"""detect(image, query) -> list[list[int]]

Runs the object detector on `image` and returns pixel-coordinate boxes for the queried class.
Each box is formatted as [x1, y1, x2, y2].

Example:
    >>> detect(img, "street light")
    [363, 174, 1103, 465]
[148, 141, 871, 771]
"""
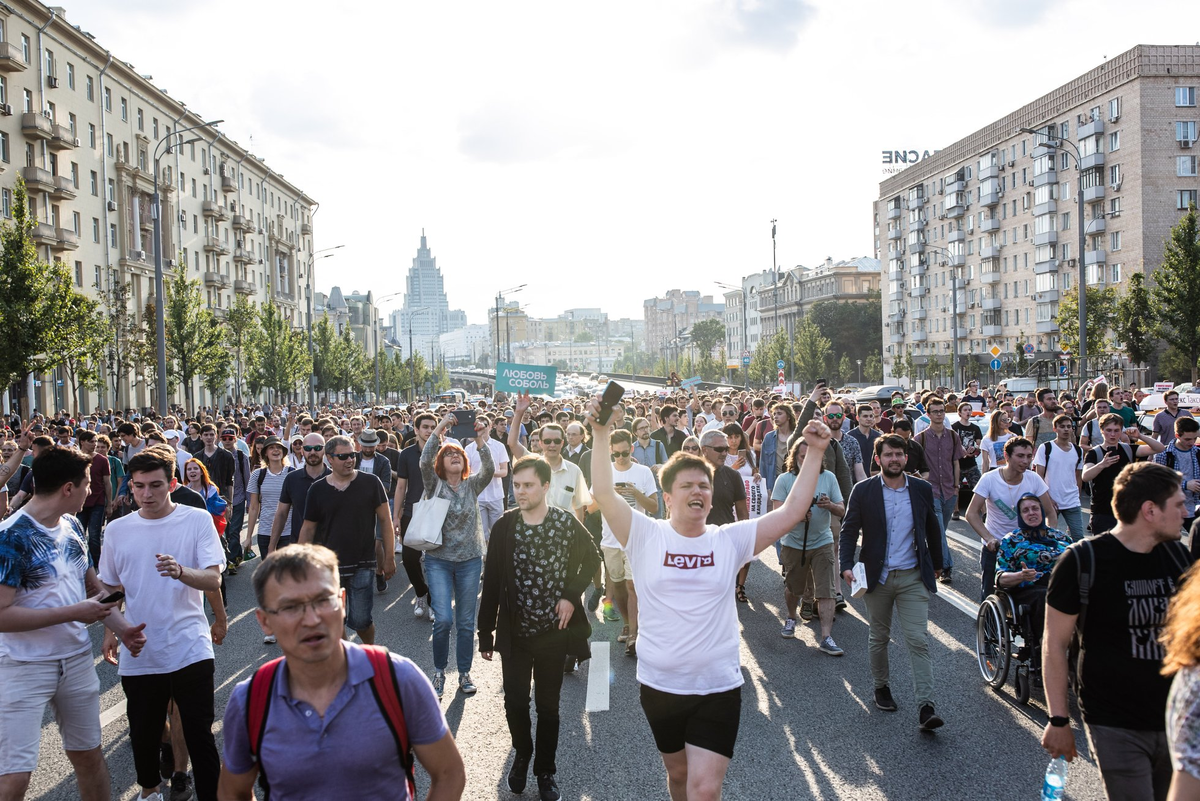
[305, 246, 344, 408]
[373, 290, 406, 403]
[856, 359, 862, 384]
[716, 281, 750, 389]
[408, 307, 430, 401]
[152, 118, 223, 414]
[494, 285, 526, 366]
[924, 244, 962, 390]
[1020, 126, 1087, 378]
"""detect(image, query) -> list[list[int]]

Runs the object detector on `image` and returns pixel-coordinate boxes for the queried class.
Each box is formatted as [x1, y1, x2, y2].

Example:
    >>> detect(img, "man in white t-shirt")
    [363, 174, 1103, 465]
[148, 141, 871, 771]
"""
[585, 396, 831, 799]
[965, 436, 1057, 601]
[466, 413, 510, 541]
[1033, 414, 1085, 541]
[0, 447, 146, 801]
[99, 447, 227, 801]
[600, 429, 658, 656]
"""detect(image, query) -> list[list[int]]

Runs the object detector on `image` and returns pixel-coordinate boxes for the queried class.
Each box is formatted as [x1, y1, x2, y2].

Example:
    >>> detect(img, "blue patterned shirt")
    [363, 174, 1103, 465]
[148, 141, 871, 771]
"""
[995, 527, 1072, 588]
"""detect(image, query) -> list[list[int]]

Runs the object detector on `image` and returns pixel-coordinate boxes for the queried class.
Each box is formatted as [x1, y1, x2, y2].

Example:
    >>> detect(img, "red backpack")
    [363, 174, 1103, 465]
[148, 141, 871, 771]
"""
[245, 644, 416, 799]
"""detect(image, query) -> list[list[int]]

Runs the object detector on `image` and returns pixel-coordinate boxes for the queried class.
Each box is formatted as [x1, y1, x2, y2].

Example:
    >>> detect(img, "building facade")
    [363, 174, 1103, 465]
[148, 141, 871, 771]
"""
[439, 323, 489, 366]
[396, 231, 466, 365]
[757, 257, 881, 343]
[642, 289, 725, 354]
[0, 0, 317, 414]
[874, 44, 1200, 383]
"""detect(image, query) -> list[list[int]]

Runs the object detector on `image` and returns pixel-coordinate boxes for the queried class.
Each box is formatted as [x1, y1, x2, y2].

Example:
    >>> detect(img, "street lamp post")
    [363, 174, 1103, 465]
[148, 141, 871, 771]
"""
[151, 119, 222, 415]
[493, 284, 526, 366]
[770, 219, 779, 343]
[857, 359, 863, 384]
[408, 307, 430, 402]
[305, 246, 343, 409]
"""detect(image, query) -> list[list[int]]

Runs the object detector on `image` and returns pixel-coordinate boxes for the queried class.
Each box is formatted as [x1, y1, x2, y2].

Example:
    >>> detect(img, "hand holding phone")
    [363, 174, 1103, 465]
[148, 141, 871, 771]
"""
[99, 590, 125, 605]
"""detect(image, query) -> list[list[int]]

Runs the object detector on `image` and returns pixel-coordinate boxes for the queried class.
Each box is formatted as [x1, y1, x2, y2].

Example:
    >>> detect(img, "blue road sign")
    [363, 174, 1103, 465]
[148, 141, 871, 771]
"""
[742, 357, 751, 366]
[1023, 343, 1035, 356]
[1060, 364, 1068, 375]
[990, 358, 1003, 370]
[776, 360, 786, 370]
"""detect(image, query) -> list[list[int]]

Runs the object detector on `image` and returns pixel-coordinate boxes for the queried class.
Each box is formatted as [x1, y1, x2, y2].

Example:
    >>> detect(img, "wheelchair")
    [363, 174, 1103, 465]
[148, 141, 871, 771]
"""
[975, 587, 1043, 705]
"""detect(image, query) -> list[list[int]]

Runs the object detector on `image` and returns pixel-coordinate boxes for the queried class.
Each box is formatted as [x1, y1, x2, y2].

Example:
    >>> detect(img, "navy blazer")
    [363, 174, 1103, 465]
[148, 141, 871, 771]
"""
[839, 474, 944, 593]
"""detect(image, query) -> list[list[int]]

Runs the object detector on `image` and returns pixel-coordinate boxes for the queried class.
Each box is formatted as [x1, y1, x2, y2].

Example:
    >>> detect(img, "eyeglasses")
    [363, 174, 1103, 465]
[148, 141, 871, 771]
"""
[612, 450, 631, 458]
[825, 412, 844, 419]
[683, 446, 701, 453]
[261, 594, 342, 620]
[929, 409, 945, 414]
[329, 452, 356, 461]
[221, 435, 236, 441]
[707, 445, 729, 453]
[722, 411, 736, 416]
[541, 438, 562, 445]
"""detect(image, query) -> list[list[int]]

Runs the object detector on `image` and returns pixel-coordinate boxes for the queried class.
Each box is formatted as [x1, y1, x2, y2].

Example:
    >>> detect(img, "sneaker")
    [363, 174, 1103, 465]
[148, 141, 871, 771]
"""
[263, 634, 277, 645]
[508, 754, 531, 794]
[602, 600, 621, 622]
[625, 639, 637, 658]
[586, 587, 602, 612]
[459, 673, 477, 694]
[835, 593, 847, 611]
[617, 625, 630, 643]
[375, 574, 387, 594]
[799, 601, 814, 622]
[818, 636, 844, 656]
[170, 772, 194, 801]
[414, 596, 427, 618]
[874, 686, 898, 712]
[537, 773, 562, 801]
[433, 670, 446, 700]
[158, 742, 174, 780]
[919, 704, 944, 731]
[735, 584, 748, 603]
[564, 656, 577, 674]
[951, 511, 961, 521]
[428, 607, 436, 625]
[781, 618, 797, 638]
[225, 561, 238, 576]
[938, 570, 953, 586]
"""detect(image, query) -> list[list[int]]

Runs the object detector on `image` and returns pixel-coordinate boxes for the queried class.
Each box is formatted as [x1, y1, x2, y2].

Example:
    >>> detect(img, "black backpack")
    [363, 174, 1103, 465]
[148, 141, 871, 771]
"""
[255, 466, 293, 494]
[1041, 440, 1082, 482]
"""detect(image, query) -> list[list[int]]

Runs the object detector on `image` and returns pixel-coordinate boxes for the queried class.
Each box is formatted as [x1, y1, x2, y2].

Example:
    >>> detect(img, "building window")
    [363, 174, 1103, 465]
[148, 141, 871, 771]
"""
[1177, 121, 1198, 142]
[66, 62, 74, 90]
[85, 75, 93, 102]
[1111, 264, 1122, 283]
[105, 133, 112, 157]
[1110, 197, 1122, 217]
[0, 132, 7, 164]
[1109, 131, 1120, 152]
[1109, 164, 1122, 186]
[21, 88, 30, 113]
[74, 261, 82, 287]
[152, 118, 158, 139]
[1180, 190, 1199, 210]
[1180, 156, 1199, 177]
[103, 87, 111, 112]
[88, 123, 95, 148]
[94, 265, 101, 288]
[1109, 97, 1122, 120]
[136, 108, 143, 131]
[109, 223, 116, 247]
[120, 97, 127, 121]
[92, 218, 99, 242]
[1177, 87, 1197, 107]
[1111, 231, 1122, 251]
[20, 35, 29, 64]
[1, 189, 9, 218]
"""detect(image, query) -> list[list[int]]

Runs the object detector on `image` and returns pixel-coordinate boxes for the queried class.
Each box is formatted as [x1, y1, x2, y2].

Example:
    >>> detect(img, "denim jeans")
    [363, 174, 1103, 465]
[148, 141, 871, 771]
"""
[930, 495, 955, 570]
[425, 555, 483, 673]
[225, 502, 246, 561]
[1057, 506, 1086, 541]
[340, 567, 376, 633]
[78, 504, 106, 569]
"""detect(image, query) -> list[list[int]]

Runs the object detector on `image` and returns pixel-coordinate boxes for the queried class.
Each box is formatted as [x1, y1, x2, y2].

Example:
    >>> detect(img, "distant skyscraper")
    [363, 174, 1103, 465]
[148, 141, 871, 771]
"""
[398, 231, 467, 360]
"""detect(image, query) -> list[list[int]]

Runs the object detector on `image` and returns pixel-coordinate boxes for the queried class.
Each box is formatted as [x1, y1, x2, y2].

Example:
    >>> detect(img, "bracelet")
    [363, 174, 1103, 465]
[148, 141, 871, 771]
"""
[174, 565, 184, 581]
[1049, 715, 1070, 728]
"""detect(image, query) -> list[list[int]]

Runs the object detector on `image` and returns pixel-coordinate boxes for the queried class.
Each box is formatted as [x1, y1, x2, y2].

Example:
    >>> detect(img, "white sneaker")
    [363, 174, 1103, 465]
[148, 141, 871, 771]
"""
[141, 791, 165, 801]
[263, 634, 277, 644]
[414, 596, 427, 618]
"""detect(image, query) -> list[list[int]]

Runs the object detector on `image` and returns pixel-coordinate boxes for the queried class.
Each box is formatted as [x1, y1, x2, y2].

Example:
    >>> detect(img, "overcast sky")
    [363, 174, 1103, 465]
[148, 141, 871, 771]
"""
[77, 0, 1182, 322]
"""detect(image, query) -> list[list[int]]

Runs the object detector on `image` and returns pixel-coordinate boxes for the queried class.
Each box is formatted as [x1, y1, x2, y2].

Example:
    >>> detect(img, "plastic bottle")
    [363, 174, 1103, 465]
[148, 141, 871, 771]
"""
[1041, 755, 1067, 800]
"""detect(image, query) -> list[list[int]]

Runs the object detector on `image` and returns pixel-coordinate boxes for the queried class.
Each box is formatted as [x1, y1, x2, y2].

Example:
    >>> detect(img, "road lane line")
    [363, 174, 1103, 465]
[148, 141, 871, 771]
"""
[949, 529, 983, 552]
[585, 642, 610, 712]
[936, 585, 980, 619]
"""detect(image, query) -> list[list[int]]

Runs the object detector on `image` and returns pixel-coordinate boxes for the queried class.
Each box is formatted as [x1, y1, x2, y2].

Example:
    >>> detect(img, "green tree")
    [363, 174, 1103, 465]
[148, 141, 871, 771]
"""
[793, 318, 831, 387]
[406, 352, 430, 399]
[573, 330, 594, 343]
[748, 329, 790, 385]
[1158, 344, 1198, 383]
[1014, 334, 1031, 374]
[837, 355, 853, 387]
[250, 302, 306, 401]
[1152, 206, 1200, 382]
[1113, 271, 1156, 384]
[690, 319, 726, 357]
[865, 352, 883, 383]
[1058, 285, 1118, 371]
[890, 351, 907, 382]
[56, 293, 108, 409]
[94, 275, 140, 410]
[925, 353, 944, 386]
[162, 269, 226, 411]
[311, 316, 339, 400]
[807, 294, 883, 365]
[224, 293, 258, 402]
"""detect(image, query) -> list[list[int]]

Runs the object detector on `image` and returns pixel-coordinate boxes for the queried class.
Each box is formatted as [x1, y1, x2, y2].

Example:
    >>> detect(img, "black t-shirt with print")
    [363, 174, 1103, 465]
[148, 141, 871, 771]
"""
[512, 506, 583, 637]
[952, 421, 984, 471]
[1083, 443, 1133, 518]
[1047, 533, 1192, 730]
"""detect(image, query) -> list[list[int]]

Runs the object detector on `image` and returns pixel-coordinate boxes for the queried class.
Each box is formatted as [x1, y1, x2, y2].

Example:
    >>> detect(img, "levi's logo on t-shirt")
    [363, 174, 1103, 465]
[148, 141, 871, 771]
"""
[663, 551, 715, 569]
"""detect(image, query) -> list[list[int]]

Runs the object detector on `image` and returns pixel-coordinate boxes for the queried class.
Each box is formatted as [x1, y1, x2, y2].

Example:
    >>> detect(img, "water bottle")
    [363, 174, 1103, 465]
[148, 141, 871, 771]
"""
[1041, 755, 1067, 800]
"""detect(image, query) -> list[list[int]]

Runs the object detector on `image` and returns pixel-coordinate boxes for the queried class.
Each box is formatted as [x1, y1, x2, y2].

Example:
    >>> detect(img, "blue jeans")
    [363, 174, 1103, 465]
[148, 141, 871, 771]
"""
[225, 502, 246, 561]
[1057, 506, 1086, 541]
[341, 567, 376, 632]
[425, 555, 483, 673]
[931, 495, 955, 571]
[78, 504, 106, 569]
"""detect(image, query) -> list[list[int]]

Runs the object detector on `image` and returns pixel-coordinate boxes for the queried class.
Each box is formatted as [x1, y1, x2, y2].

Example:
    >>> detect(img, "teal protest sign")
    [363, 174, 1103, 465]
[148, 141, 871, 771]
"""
[495, 362, 557, 394]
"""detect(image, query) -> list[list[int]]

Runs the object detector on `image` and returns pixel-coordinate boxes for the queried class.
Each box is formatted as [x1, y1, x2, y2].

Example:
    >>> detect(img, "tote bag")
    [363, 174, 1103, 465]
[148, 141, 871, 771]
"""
[404, 478, 449, 552]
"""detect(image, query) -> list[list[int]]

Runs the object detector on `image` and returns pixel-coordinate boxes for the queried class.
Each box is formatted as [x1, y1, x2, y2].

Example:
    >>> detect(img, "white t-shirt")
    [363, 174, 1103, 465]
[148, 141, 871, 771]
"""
[601, 463, 657, 549]
[98, 504, 226, 676]
[972, 469, 1050, 539]
[465, 439, 509, 504]
[0, 511, 90, 661]
[981, 433, 1013, 469]
[623, 511, 757, 695]
[1033, 441, 1082, 509]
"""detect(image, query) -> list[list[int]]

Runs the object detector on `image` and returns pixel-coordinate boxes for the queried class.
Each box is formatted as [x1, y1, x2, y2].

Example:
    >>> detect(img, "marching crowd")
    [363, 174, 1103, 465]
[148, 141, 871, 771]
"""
[1, 376, 1200, 800]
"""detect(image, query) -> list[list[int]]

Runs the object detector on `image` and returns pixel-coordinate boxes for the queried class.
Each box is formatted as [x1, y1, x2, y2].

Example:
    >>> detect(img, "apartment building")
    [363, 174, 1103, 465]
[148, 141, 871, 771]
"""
[757, 256, 882, 342]
[643, 289, 725, 354]
[0, 1, 316, 413]
[874, 44, 1200, 383]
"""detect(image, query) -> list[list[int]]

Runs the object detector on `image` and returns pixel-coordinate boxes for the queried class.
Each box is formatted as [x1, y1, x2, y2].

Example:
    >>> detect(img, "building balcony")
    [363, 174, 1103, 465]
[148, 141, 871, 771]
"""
[910, 194, 926, 208]
[888, 207, 901, 220]
[910, 240, 925, 254]
[981, 245, 1002, 259]
[221, 174, 235, 194]
[233, 247, 253, 264]
[948, 254, 965, 268]
[202, 200, 228, 220]
[1033, 230, 1057, 247]
[51, 174, 76, 199]
[911, 308, 927, 320]
[908, 285, 928, 298]
[888, 246, 905, 260]
[888, 229, 902, 241]
[890, 289, 903, 302]
[888, 269, 903, 282]
[980, 217, 1001, 233]
[301, 222, 312, 235]
[1078, 118, 1104, 139]
[20, 165, 54, 193]
[979, 163, 1000, 181]
[30, 222, 56, 247]
[911, 330, 927, 342]
[1081, 152, 1105, 171]
[946, 179, 965, 194]
[890, 311, 905, 323]
[48, 124, 77, 151]
[1033, 169, 1057, 188]
[948, 229, 966, 243]
[232, 214, 251, 231]
[980, 190, 1002, 207]
[982, 297, 1002, 310]
[20, 112, 51, 140]
[1083, 185, 1105, 202]
[891, 331, 905, 343]
[950, 327, 968, 339]
[234, 279, 256, 295]
[1036, 289, 1060, 303]
[210, 306, 227, 320]
[946, 201, 966, 219]
[910, 216, 926, 230]
[0, 41, 27, 72]
[980, 270, 1001, 285]
[1086, 217, 1106, 234]
[204, 236, 231, 255]
[1037, 319, 1060, 334]
[1035, 259, 1059, 274]
[982, 325, 1003, 337]
[1034, 201, 1057, 217]
[203, 271, 229, 289]
[52, 227, 78, 251]
[910, 262, 926, 276]
[1085, 249, 1107, 265]
[954, 301, 968, 315]
[274, 290, 296, 304]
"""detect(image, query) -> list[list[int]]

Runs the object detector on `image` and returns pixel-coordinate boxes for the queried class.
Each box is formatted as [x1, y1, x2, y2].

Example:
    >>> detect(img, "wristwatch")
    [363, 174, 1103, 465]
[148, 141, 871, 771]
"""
[1049, 715, 1070, 728]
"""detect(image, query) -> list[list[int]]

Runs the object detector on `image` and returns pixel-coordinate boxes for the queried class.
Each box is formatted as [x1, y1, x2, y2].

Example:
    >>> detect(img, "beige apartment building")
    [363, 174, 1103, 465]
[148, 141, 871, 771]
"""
[874, 44, 1200, 384]
[756, 256, 881, 343]
[1, 1, 316, 414]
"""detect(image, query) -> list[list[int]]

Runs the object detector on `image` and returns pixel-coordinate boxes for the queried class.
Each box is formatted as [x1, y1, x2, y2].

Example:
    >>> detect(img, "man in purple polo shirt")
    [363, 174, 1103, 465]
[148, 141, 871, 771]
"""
[218, 545, 465, 800]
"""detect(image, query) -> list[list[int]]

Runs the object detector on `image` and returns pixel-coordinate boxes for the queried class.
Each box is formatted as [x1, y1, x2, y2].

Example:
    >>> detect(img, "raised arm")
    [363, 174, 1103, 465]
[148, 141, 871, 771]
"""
[508, 392, 532, 459]
[753, 421, 832, 554]
[585, 400, 631, 547]
[466, 432, 495, 494]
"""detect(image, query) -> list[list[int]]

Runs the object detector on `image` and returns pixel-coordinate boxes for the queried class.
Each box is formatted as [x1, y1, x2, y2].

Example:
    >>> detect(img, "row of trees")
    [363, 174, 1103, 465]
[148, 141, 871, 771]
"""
[748, 321, 884, 387]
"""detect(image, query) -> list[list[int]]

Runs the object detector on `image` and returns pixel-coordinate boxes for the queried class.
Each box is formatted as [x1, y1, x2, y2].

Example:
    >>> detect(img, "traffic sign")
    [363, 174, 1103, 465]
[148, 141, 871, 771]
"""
[742, 356, 751, 366]
[989, 345, 1001, 358]
[1059, 353, 1070, 362]
[1060, 364, 1069, 375]
[990, 358, 1003, 370]
[777, 360, 786, 370]
[1023, 343, 1035, 356]
[742, 350, 751, 358]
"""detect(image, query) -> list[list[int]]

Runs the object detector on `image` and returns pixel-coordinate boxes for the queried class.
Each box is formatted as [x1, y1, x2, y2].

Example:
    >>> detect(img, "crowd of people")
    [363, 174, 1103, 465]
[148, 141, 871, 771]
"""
[1, 374, 1199, 800]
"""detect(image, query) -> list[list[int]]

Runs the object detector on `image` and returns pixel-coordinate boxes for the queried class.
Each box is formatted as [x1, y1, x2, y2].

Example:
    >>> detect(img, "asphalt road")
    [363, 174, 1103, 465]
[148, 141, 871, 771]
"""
[28, 514, 1107, 801]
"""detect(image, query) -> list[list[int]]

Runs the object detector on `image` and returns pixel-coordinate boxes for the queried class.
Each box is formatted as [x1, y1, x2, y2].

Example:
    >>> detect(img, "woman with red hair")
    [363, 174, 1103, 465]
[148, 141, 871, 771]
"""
[419, 412, 496, 700]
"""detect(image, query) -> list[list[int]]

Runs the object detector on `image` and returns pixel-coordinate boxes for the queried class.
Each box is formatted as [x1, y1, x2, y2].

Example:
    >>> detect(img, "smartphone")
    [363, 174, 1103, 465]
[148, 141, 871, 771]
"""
[448, 410, 478, 442]
[615, 482, 630, 488]
[1107, 446, 1119, 457]
[595, 381, 626, 426]
[816, 379, 828, 388]
[99, 590, 125, 605]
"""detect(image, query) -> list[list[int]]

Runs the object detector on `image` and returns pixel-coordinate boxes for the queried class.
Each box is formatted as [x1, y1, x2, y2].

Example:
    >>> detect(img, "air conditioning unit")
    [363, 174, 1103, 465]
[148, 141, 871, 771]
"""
[0, 104, 11, 116]
[257, 258, 264, 264]
[1008, 159, 1016, 167]
[106, 200, 116, 212]
[72, 138, 80, 147]
[166, 259, 176, 268]
[179, 210, 187, 223]
[1111, 181, 1122, 191]
[1182, 139, 1196, 149]
[236, 240, 244, 248]
[46, 75, 58, 89]
[41, 109, 51, 119]
[1109, 112, 1120, 123]
[1066, 258, 1077, 267]
[203, 167, 210, 175]
[130, 249, 145, 261]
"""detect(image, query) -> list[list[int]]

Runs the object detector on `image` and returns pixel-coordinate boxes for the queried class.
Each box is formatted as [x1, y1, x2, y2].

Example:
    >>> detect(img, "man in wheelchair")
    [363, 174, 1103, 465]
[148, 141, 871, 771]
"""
[994, 494, 1074, 652]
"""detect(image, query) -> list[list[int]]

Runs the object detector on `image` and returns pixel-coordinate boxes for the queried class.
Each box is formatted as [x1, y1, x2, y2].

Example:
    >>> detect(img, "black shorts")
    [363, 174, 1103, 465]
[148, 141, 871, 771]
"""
[639, 684, 742, 759]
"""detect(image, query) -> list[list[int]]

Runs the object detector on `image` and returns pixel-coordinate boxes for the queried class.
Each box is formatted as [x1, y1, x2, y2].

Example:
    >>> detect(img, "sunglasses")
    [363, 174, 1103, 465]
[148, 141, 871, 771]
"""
[722, 411, 736, 416]
[303, 444, 324, 452]
[541, 438, 562, 445]
[612, 449, 631, 458]
[329, 452, 356, 461]
[825, 412, 844, 419]
[707, 445, 729, 453]
[683, 446, 701, 453]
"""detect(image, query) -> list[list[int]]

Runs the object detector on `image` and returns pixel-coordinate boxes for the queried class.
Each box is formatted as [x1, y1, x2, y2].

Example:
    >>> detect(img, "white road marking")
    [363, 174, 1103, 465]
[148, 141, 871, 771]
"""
[948, 529, 983, 552]
[936, 585, 980, 619]
[585, 642, 610, 712]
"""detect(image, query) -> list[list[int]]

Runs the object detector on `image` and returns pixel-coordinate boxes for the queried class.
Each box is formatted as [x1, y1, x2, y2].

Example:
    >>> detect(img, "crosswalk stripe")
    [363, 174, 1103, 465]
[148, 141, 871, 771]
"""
[585, 642, 610, 712]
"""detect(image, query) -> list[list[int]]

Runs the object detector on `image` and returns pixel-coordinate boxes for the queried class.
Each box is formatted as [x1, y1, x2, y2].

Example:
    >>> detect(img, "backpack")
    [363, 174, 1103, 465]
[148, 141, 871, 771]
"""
[255, 465, 293, 494]
[1088, 442, 1133, 493]
[1041, 440, 1082, 482]
[1164, 447, 1200, 479]
[246, 644, 415, 800]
